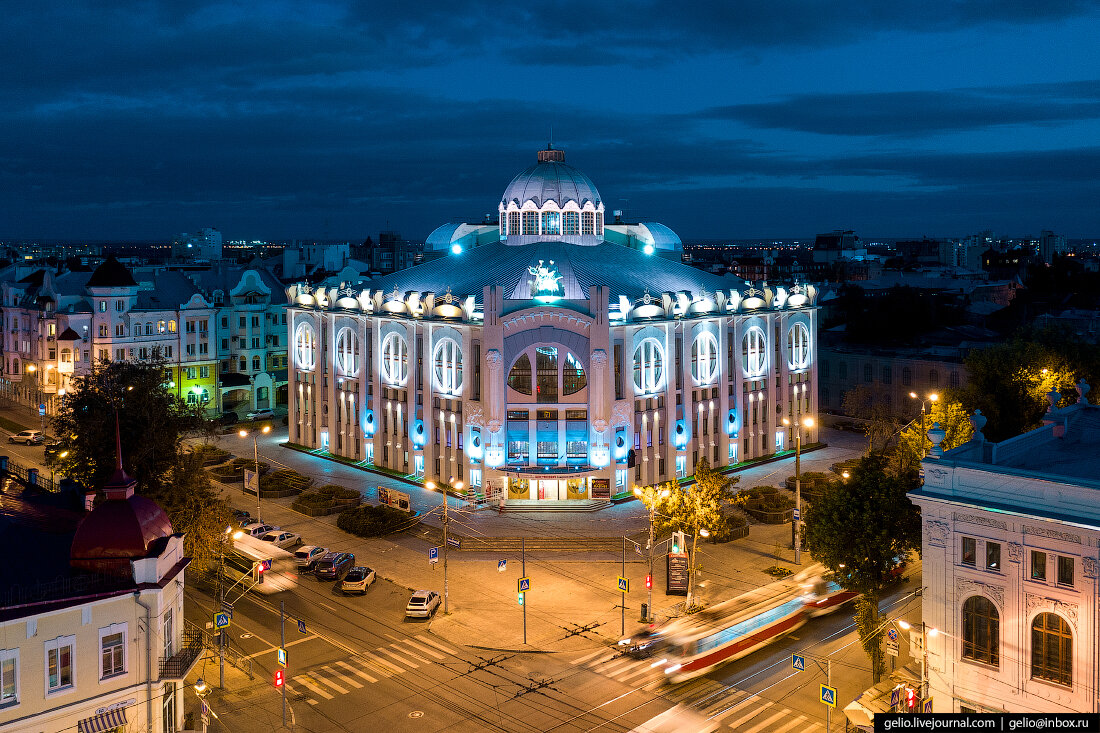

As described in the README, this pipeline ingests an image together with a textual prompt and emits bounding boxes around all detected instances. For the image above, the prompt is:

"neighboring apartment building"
[0,258,289,416]
[910,384,1100,714]
[818,341,968,415]
[0,461,198,732]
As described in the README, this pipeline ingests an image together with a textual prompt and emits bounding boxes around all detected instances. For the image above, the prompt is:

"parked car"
[9,430,44,445]
[241,522,278,538]
[260,530,302,549]
[293,545,328,571]
[219,411,239,426]
[339,566,377,595]
[405,590,441,618]
[43,442,68,463]
[314,552,355,581]
[246,408,276,421]
[230,508,251,524]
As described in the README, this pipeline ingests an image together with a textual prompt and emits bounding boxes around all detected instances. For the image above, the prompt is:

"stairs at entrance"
[502,499,611,512]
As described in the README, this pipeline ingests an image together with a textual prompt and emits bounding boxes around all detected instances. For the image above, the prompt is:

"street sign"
[497,559,507,572]
[201,701,210,725]
[887,628,898,642]
[820,684,837,708]
[213,612,231,630]
[890,687,901,707]
[923,698,933,714]
[297,619,306,634]
[666,552,689,595]
[222,600,234,613]
[634,542,643,557]
[429,547,439,564]
[617,576,629,593]
[38,404,46,416]
[277,647,287,667]
[886,639,899,657]
[244,469,258,494]
[447,536,461,548]
[518,576,530,592]
[261,559,272,571]
[222,608,233,620]
[792,654,805,671]
[793,509,800,521]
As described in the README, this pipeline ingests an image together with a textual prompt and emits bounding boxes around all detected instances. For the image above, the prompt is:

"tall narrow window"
[508,211,521,236]
[541,211,560,235]
[563,352,586,395]
[507,354,532,395]
[961,536,976,565]
[522,211,539,235]
[294,323,316,371]
[432,338,463,396]
[581,211,594,235]
[787,322,810,369]
[1031,613,1072,686]
[101,631,125,678]
[46,637,74,692]
[335,327,360,377]
[563,211,579,235]
[961,596,999,666]
[380,332,409,386]
[633,338,665,395]
[742,327,767,377]
[0,650,17,707]
[691,332,720,385]
[535,346,558,403]
[1031,551,1047,581]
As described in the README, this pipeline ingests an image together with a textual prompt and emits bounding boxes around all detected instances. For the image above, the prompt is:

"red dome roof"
[70,494,173,575]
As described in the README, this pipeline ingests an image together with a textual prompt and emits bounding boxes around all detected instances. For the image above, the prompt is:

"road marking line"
[595,658,633,674]
[364,653,404,675]
[319,602,338,612]
[286,634,320,648]
[377,647,419,668]
[724,701,774,729]
[615,665,659,683]
[244,633,322,659]
[335,660,377,684]
[394,638,445,660]
[571,649,606,665]
[769,715,808,733]
[322,664,363,689]
[292,676,334,700]
[311,670,349,694]
[698,689,748,717]
[284,683,318,706]
[415,635,458,655]
[737,709,788,733]
[387,643,430,663]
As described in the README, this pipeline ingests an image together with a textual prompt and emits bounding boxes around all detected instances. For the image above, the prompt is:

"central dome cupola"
[499,146,605,246]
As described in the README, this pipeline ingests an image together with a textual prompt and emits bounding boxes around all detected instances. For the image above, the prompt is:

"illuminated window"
[380,332,408,386]
[633,338,665,395]
[563,211,579,235]
[168,320,177,333]
[581,211,594,235]
[535,346,558,403]
[691,332,720,385]
[508,211,521,236]
[742,327,767,377]
[508,354,532,395]
[294,322,316,371]
[522,211,539,235]
[595,212,603,235]
[157,320,166,333]
[563,352,586,395]
[1031,613,1072,686]
[962,596,999,666]
[335,327,360,377]
[541,211,560,235]
[432,337,463,395]
[787,322,810,369]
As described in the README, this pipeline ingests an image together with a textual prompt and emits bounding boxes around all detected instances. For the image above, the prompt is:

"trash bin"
[640,603,648,622]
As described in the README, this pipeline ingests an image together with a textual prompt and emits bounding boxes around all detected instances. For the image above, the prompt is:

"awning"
[78,708,127,733]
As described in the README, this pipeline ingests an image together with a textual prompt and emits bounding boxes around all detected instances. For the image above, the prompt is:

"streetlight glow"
[238,429,247,438]
[898,620,911,630]
[803,416,814,428]
[699,528,710,538]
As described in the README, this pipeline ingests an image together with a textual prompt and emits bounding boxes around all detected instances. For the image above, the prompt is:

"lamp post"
[26,364,43,431]
[782,416,814,565]
[239,426,271,521]
[634,484,670,623]
[427,479,456,614]
[898,619,938,704]
[909,392,939,455]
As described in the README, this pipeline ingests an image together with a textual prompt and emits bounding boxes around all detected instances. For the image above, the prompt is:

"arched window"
[563,352,586,395]
[432,338,463,395]
[691,332,720,385]
[157,320,166,333]
[294,322,316,371]
[508,354,532,395]
[742,327,767,377]
[787,322,810,370]
[535,346,558,403]
[962,596,999,666]
[633,338,665,395]
[145,322,154,335]
[542,211,560,235]
[380,332,408,386]
[1032,613,1072,685]
[335,327,360,377]
[930,369,940,386]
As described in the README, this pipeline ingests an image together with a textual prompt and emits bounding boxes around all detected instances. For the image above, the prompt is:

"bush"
[337,504,414,538]
[190,444,231,464]
[317,484,360,501]
[260,469,312,493]
[230,457,271,475]
[707,509,750,543]
[294,492,335,508]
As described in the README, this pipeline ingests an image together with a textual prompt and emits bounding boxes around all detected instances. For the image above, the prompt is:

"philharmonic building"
[285,147,818,506]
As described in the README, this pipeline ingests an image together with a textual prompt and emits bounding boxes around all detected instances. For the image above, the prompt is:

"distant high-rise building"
[171,227,222,259]
[811,230,865,264]
[1039,229,1067,264]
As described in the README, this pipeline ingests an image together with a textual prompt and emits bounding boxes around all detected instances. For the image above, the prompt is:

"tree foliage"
[802,455,921,683]
[890,399,974,476]
[153,453,232,573]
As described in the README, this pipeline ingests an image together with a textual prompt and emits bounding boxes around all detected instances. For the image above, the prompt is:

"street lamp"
[239,426,271,521]
[898,619,938,703]
[782,416,814,565]
[909,392,939,454]
[634,484,670,622]
[427,480,453,614]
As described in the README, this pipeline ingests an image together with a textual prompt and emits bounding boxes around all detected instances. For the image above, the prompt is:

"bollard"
[0,456,7,472]
[27,468,38,486]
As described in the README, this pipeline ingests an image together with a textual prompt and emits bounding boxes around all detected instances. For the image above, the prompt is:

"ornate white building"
[912,384,1100,714]
[285,147,819,505]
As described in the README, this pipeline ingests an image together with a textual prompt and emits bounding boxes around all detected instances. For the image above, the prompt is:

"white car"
[246,409,276,421]
[339,566,377,595]
[9,430,44,445]
[294,545,328,571]
[405,590,442,618]
[260,530,301,549]
[241,523,278,538]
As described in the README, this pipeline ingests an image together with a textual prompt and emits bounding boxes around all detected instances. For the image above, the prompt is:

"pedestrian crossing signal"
[645,574,652,590]
[254,562,265,584]
[518,592,525,606]
[274,669,285,688]
[906,687,916,709]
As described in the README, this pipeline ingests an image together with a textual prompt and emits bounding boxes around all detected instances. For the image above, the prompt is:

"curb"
[280,442,423,489]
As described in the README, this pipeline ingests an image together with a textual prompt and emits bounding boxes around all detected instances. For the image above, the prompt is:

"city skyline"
[4,1,1100,241]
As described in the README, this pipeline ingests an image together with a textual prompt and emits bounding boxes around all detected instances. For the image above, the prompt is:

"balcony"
[158,625,204,680]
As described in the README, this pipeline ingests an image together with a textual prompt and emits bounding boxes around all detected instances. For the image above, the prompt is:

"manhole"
[409,711,424,719]
[240,633,253,639]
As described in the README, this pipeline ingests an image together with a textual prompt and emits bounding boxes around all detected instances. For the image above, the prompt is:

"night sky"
[5,1,1100,241]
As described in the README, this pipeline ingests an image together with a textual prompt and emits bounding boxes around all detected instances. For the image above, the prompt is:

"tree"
[646,457,738,610]
[152,453,232,573]
[842,385,905,453]
[890,399,974,476]
[802,455,921,683]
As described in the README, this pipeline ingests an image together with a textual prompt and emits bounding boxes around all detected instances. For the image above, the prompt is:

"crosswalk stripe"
[322,664,363,689]
[699,689,748,718]
[293,676,335,700]
[738,709,789,733]
[364,653,403,675]
[663,679,714,703]
[725,701,774,729]
[388,643,430,663]
[571,649,607,665]
[615,665,659,683]
[377,647,419,669]
[284,682,314,704]
[770,716,811,733]
[399,639,446,660]
[336,660,377,684]
[595,658,633,674]
[312,670,349,694]
[416,635,458,655]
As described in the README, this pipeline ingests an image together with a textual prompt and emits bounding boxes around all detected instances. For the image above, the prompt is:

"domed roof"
[500,147,601,210]
[70,493,173,574]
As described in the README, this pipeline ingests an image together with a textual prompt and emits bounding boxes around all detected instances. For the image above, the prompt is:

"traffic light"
[671,531,686,554]
[274,669,285,688]
[645,574,653,590]
[254,562,265,585]
[906,687,916,710]
[518,592,525,606]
